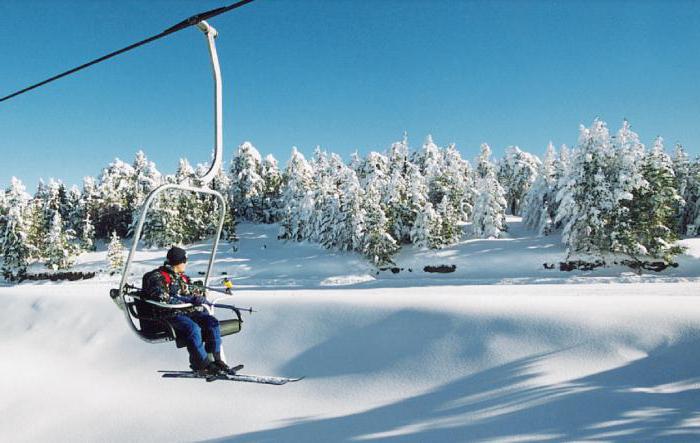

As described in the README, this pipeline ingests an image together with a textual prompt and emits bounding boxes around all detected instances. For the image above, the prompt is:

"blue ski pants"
[169,310,222,365]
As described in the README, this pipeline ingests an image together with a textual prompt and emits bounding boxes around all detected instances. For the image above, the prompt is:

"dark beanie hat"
[166,246,187,266]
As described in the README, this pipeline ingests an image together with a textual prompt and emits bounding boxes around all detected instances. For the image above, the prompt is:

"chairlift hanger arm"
[0,0,257,103]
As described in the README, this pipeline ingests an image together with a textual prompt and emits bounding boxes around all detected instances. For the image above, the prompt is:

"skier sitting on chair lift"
[142,246,228,376]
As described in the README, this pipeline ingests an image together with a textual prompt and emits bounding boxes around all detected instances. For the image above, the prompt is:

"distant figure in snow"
[142,246,228,375]
[222,277,233,295]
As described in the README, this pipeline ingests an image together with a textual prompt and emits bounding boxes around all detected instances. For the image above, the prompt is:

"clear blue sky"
[1,0,699,192]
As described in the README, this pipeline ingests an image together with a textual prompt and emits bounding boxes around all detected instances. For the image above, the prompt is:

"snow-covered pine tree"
[229,141,265,222]
[128,150,162,236]
[316,153,346,248]
[410,201,442,248]
[672,144,697,235]
[607,120,648,256]
[131,150,161,204]
[80,212,96,251]
[384,137,414,243]
[141,191,182,247]
[497,146,540,215]
[435,196,462,246]
[335,164,366,252]
[1,178,32,280]
[555,120,616,258]
[175,158,209,244]
[472,144,507,238]
[522,142,557,236]
[308,148,334,245]
[415,135,443,191]
[107,231,125,274]
[550,144,572,230]
[441,143,475,222]
[626,137,684,261]
[278,147,314,241]
[25,191,47,261]
[44,213,79,270]
[65,185,83,238]
[0,189,6,231]
[688,158,700,236]
[261,154,283,223]
[96,159,136,239]
[361,184,399,265]
[355,151,390,191]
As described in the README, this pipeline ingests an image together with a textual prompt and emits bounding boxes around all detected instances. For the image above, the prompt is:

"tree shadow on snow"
[204,337,700,442]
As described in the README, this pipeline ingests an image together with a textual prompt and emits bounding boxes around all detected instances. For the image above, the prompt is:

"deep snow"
[1,218,699,442]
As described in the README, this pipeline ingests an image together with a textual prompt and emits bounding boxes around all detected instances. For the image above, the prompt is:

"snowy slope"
[42,216,700,290]
[1,220,699,442]
[0,282,699,442]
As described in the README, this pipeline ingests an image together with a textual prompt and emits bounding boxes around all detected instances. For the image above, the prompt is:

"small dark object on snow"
[408,268,413,272]
[543,263,556,270]
[198,271,206,275]
[620,260,678,273]
[19,271,96,282]
[221,271,228,275]
[378,267,402,274]
[558,260,605,272]
[424,265,457,273]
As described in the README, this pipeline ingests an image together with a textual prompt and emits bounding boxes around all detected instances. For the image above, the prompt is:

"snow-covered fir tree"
[107,231,125,274]
[43,213,79,270]
[80,212,96,251]
[175,158,209,244]
[672,144,698,235]
[435,195,462,245]
[522,142,557,236]
[384,137,415,243]
[335,164,366,252]
[410,201,442,248]
[1,178,32,280]
[555,120,617,258]
[414,135,443,194]
[626,137,684,261]
[96,159,136,238]
[472,144,507,238]
[141,189,182,248]
[497,146,540,215]
[361,184,399,265]
[65,185,84,238]
[261,154,283,223]
[278,147,314,241]
[441,143,475,221]
[607,120,648,256]
[229,141,265,222]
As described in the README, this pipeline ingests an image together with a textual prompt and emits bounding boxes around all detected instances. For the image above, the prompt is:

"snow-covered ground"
[50,217,700,289]
[1,218,699,442]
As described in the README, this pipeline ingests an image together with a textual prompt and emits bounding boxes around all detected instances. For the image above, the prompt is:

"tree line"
[2,119,699,280]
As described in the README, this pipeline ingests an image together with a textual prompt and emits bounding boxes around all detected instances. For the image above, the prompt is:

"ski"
[158,367,304,385]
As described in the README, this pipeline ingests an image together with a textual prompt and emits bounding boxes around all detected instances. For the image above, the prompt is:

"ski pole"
[169,294,255,314]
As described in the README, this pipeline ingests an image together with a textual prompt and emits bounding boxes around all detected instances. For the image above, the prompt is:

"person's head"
[166,246,187,273]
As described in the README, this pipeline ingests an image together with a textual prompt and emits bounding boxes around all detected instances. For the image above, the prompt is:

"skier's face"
[173,262,187,273]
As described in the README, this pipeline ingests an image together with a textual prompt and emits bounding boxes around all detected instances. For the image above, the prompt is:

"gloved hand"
[191,295,207,306]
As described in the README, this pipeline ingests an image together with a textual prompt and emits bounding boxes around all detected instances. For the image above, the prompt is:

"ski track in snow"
[1,219,699,442]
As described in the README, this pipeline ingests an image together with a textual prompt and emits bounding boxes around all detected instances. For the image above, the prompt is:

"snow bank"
[0,282,699,442]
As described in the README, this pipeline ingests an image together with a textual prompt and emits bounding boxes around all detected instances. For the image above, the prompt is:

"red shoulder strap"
[181,274,190,284]
[159,270,172,286]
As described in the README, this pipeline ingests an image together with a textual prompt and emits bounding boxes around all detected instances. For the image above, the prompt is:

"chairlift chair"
[109,21,241,348]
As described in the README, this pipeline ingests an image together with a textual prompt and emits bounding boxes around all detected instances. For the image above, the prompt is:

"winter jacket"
[141,265,199,316]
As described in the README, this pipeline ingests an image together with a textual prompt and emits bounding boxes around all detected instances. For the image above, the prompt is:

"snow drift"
[1,281,699,442]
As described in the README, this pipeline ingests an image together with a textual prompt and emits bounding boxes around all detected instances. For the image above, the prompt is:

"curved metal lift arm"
[117,21,229,343]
